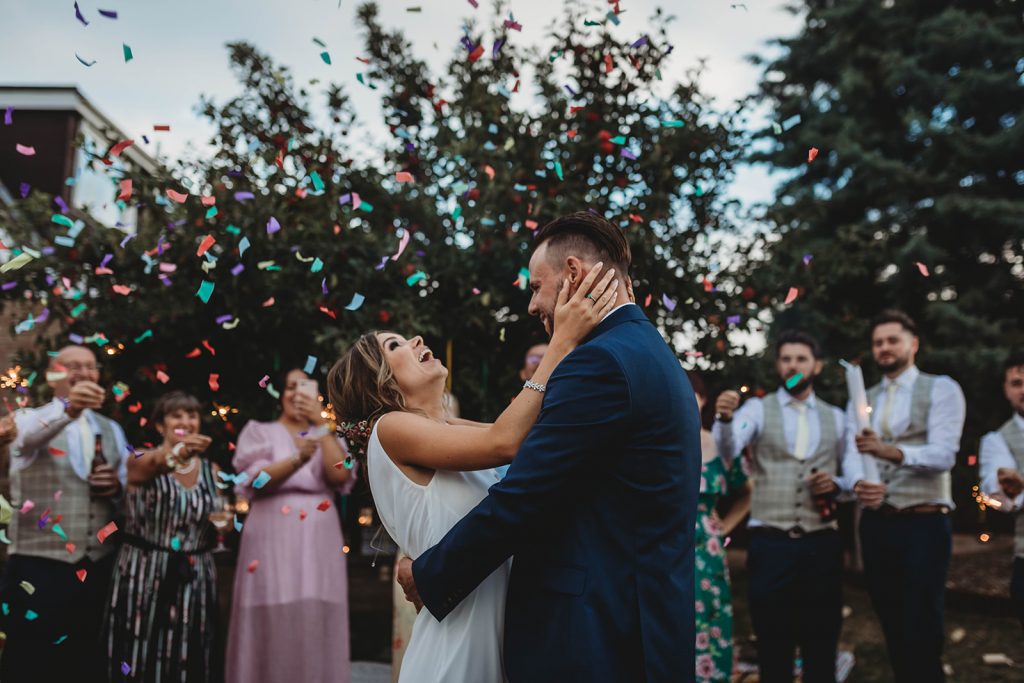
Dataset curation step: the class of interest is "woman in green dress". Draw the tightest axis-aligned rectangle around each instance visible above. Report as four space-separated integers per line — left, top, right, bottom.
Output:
689 373 753 682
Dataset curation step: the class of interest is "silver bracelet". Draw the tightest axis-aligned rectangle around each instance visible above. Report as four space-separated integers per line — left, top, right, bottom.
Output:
523 380 546 394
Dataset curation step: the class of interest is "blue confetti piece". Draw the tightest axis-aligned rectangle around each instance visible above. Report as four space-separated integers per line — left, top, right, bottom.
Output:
344 293 365 311
252 471 271 489
303 355 317 374
25 609 38 621
661 294 677 312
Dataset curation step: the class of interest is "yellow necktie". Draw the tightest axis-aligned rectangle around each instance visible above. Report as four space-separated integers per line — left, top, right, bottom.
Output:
880 382 898 440
793 402 810 459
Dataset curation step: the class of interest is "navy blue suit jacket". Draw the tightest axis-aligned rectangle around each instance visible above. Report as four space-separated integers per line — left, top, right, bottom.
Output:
413 305 701 682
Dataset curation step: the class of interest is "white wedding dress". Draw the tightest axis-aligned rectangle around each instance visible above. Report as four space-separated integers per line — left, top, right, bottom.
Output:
367 421 509 683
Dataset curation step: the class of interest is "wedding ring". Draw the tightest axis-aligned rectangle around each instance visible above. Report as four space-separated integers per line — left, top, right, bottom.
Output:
585 294 597 305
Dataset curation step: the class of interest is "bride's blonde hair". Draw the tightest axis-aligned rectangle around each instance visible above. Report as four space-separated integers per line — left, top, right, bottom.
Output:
327 331 409 460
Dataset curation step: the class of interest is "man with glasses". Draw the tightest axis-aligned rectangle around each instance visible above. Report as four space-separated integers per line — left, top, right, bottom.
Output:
1 345 128 681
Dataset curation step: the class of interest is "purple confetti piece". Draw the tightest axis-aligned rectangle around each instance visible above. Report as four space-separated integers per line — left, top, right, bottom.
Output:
99 9 118 19
120 661 131 675
727 315 741 325
36 308 49 323
215 314 233 324
141 135 149 144
338 193 351 205
460 37 475 52
2 281 18 291
630 36 649 49
100 253 113 268
492 39 504 58
404 142 416 152
74 1 89 26
802 253 813 265
267 217 280 234
119 234 135 248
69 333 84 344
45 274 57 286
158 274 172 286
414 249 426 257
230 263 245 276
321 278 328 295
234 191 254 201
41 246 55 256
54 196 69 214
19 182 30 198
156 236 167 255
373 256 389 271
4 106 12 125
661 294 677 312
620 148 637 160
564 84 577 96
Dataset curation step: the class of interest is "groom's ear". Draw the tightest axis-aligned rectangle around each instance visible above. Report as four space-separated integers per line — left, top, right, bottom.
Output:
566 256 584 292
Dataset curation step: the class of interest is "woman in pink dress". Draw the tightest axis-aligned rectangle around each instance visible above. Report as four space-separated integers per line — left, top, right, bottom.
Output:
226 369 357 683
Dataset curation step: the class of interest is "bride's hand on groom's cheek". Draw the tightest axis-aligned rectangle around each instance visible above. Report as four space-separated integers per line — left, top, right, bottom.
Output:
397 556 424 613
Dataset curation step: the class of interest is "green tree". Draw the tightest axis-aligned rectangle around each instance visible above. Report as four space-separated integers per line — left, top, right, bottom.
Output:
1 1 743 455
741 0 1024 516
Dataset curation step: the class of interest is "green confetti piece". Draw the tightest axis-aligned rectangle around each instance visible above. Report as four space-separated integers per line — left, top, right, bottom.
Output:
52 523 66 541
225 224 241 235
196 280 215 304
170 537 181 551
70 303 86 318
134 329 153 344
661 120 685 128
357 201 374 213
54 635 68 645
609 135 626 145
122 44 133 63
1 602 8 615
25 370 36 386
785 373 804 390
310 171 325 192
406 271 427 286
205 206 218 220
518 267 530 286
311 257 324 273
554 161 564 181
51 214 75 229
320 51 331 65
25 610 38 621
451 206 462 220
266 383 280 399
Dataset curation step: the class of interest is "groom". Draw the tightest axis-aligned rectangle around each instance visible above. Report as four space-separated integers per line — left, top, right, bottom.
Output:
401 211 701 681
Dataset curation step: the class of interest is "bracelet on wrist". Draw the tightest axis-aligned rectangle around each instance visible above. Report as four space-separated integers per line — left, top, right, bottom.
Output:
523 380 546 394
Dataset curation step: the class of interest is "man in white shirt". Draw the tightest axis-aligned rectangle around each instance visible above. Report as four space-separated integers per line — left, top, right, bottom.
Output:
0 345 128 682
714 330 862 683
851 310 965 683
978 350 1024 629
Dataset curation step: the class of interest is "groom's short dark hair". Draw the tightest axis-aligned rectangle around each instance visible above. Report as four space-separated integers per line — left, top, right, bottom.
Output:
534 211 631 272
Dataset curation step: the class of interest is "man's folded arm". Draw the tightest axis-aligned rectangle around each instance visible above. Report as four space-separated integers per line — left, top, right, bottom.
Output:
413 345 630 621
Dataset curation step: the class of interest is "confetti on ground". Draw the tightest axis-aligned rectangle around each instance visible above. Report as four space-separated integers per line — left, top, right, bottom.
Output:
253 471 272 489
97 521 118 543
166 189 188 203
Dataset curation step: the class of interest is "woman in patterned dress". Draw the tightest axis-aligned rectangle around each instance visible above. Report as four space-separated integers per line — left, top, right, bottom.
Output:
689 373 753 682
105 391 225 682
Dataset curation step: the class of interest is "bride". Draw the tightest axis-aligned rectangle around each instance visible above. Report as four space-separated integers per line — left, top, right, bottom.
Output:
326 265 619 682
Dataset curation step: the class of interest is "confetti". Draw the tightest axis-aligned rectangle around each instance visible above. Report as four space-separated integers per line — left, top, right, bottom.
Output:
662 294 677 312
344 293 365 311
915 262 930 277
247 560 259 573
25 610 38 621
784 287 799 305
97 521 118 543
166 189 188 203
208 373 220 391
406 271 427 286
122 44 133 63
196 280 215 304
76 569 88 582
303 355 317 374
156 370 170 384
19 581 34 595
807 147 819 163
75 54 96 67
74 2 88 26
121 662 131 676
395 171 414 183
267 217 281 234
98 9 118 19
785 373 804 390
3 106 12 125
197 235 216 257
316 499 331 512
253 471 272 489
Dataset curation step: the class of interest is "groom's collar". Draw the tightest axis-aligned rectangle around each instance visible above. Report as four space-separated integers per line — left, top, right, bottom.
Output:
582 303 645 344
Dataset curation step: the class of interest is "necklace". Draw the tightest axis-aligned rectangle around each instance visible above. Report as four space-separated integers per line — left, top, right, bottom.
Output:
176 457 198 475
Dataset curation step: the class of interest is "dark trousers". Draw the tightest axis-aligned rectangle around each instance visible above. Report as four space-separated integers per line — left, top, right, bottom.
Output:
0 553 115 683
1011 556 1024 630
860 510 951 683
747 529 842 683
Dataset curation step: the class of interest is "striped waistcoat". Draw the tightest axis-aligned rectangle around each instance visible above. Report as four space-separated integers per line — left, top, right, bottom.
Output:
867 373 952 509
750 396 840 532
998 419 1024 558
9 415 123 563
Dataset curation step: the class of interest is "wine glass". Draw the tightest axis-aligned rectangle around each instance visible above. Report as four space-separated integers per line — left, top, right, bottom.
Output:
207 503 234 553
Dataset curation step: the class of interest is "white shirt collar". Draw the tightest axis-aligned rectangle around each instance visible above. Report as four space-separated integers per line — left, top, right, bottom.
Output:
882 364 919 391
776 387 817 409
600 301 636 323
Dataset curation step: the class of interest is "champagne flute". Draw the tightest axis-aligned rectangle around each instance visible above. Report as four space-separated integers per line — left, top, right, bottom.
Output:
207 503 233 553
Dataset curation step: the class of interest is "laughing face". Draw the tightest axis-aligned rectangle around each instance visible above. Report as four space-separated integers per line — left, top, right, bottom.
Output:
156 408 200 446
377 333 448 396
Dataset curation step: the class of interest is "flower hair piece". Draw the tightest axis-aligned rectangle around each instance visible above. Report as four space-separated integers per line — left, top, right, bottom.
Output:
338 419 371 467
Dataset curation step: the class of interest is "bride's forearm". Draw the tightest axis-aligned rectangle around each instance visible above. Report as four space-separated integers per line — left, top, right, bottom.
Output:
485 339 574 460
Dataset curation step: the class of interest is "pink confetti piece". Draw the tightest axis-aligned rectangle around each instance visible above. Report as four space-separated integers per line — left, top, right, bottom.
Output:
915 262 930 277
807 147 819 163
258 375 270 388
155 370 170 384
395 171 414 183
197 234 216 257
784 287 799 305
19 500 34 514
96 521 118 544
166 189 188 203
391 230 410 261
109 139 134 157
117 179 132 200
15 144 35 156
247 560 259 573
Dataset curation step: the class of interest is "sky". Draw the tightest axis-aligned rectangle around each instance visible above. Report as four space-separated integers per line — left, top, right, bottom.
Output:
1 0 802 205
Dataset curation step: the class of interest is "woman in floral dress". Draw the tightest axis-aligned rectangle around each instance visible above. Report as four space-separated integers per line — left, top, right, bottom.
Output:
689 373 753 682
